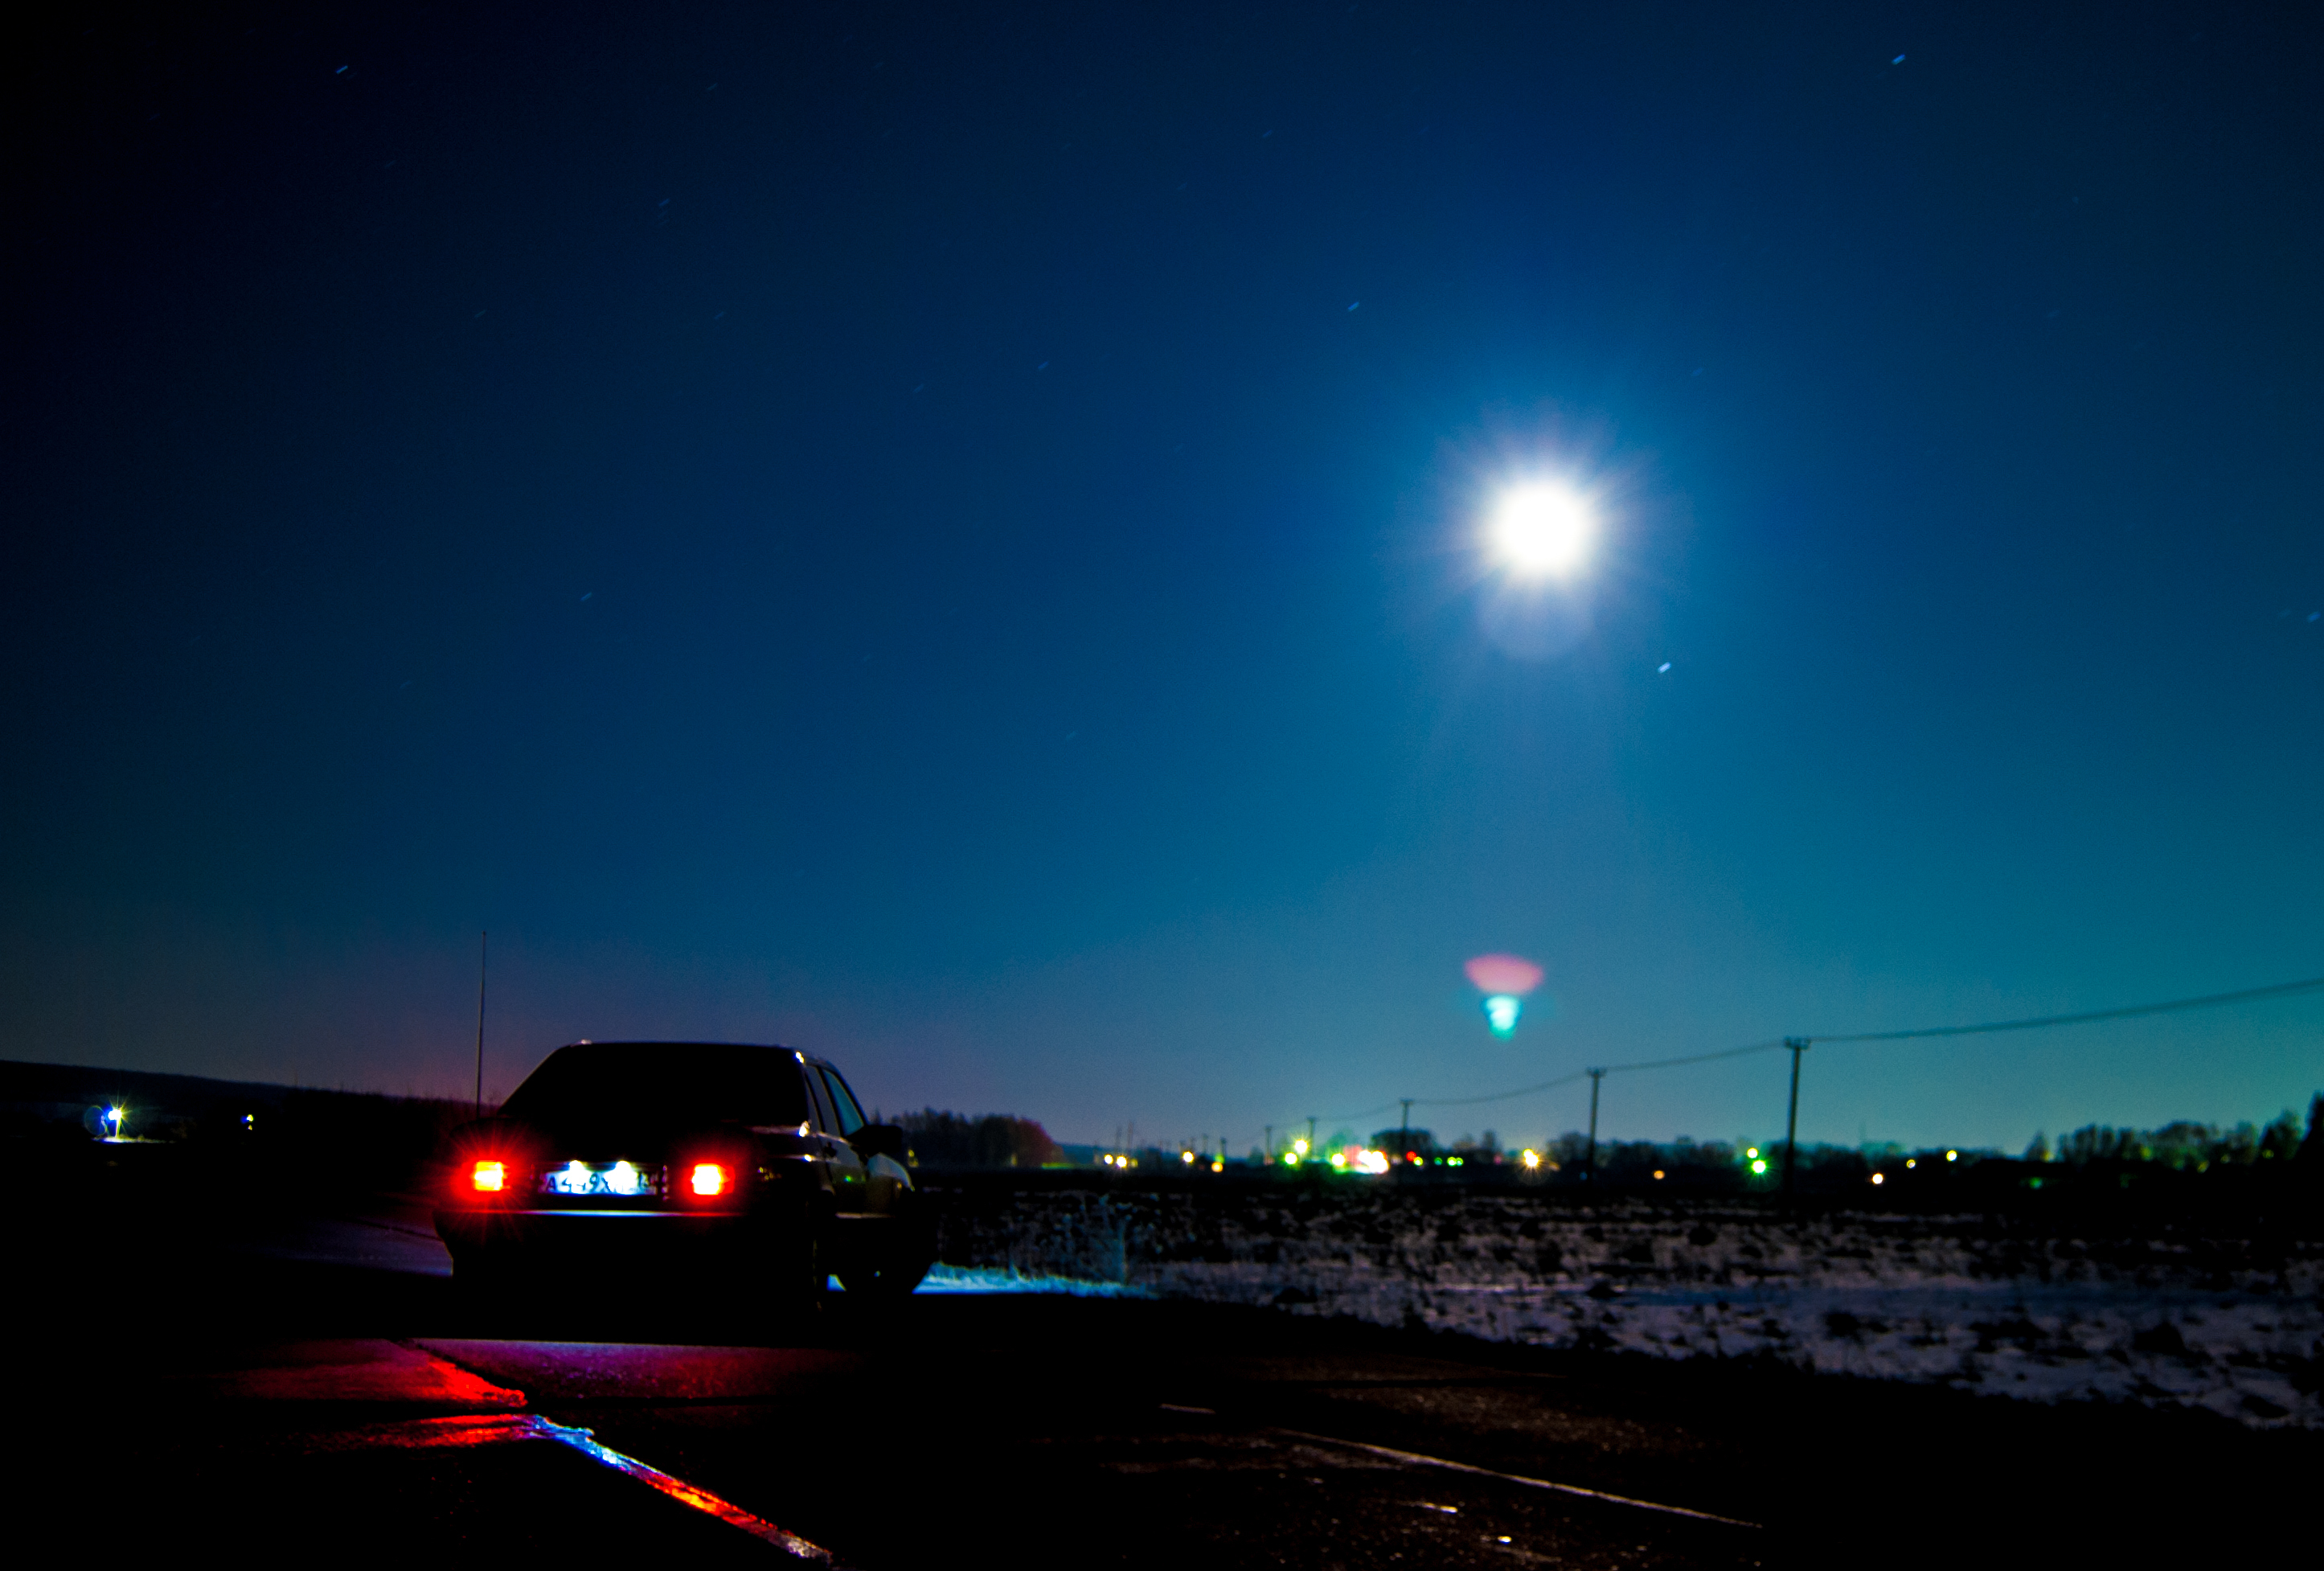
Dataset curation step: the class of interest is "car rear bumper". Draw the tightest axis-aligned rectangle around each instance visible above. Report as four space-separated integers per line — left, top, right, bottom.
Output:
436 1206 771 1264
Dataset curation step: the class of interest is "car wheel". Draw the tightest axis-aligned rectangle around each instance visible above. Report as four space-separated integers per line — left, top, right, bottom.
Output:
838 1255 931 1298
759 1221 827 1323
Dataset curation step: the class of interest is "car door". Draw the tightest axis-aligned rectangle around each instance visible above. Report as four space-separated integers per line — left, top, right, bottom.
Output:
804 1064 871 1216
816 1066 904 1216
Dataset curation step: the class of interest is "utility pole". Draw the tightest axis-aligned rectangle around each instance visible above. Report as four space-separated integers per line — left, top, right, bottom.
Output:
1305 1115 1317 1152
473 931 489 1119
1584 1068 1605 1180
1264 1125 1273 1164
1399 1098 1414 1144
1782 1037 1810 1203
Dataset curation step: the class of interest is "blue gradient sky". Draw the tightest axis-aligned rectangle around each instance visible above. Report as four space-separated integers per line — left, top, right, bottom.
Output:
6 2 2319 1151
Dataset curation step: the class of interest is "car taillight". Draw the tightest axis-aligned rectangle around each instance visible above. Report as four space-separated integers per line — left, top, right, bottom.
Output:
471 1159 507 1193
689 1163 727 1197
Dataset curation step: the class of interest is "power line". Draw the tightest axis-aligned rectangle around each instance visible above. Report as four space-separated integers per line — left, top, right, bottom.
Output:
1393 1039 1785 1115
1238 971 2323 1159
1601 1038 1790 1076
1413 1069 1591 1108
1404 973 2324 1110
1265 1048 1769 1145
1314 1101 1400 1126
1806 973 2324 1045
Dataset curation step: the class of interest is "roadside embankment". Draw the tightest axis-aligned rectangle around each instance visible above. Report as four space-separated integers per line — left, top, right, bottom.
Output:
923 1179 2324 1429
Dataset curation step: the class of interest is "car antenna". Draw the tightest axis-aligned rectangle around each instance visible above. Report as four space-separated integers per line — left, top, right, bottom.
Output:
473 930 488 1119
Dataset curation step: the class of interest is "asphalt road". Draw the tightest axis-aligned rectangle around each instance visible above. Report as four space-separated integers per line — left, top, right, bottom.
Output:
14 1182 2314 1568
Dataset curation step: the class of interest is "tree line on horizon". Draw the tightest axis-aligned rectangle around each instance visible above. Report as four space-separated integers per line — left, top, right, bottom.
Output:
1523 1094 2323 1186
886 1107 1063 1169
2027 1101 2312 1170
1346 1096 2319 1179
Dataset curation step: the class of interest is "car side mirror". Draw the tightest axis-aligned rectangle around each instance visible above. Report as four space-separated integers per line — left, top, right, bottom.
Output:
851 1124 909 1163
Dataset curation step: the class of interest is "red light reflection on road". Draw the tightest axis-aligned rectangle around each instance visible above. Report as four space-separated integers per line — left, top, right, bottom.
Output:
309 1413 546 1451
311 1413 834 1558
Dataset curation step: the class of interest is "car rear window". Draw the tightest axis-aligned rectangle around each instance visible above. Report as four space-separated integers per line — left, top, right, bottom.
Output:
816 1066 867 1135
501 1043 811 1130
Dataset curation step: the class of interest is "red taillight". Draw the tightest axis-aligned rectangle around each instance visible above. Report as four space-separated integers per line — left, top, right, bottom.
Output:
470 1159 506 1193
689 1163 727 1197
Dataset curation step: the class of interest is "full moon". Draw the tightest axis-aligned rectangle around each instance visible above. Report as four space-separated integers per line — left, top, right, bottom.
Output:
1489 483 1592 576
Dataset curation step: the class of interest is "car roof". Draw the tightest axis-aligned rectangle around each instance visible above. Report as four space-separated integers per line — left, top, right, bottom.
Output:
556 1040 836 1070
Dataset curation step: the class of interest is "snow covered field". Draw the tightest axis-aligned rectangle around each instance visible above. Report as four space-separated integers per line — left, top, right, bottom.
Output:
932 1187 2323 1429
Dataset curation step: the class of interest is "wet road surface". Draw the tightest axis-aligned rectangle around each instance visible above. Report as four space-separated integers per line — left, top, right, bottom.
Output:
15 1186 2313 1567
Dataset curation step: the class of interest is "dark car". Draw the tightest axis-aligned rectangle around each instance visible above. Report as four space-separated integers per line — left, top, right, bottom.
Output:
434 1041 933 1304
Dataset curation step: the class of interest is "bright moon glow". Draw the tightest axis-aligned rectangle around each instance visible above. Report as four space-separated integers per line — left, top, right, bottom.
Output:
1490 484 1592 576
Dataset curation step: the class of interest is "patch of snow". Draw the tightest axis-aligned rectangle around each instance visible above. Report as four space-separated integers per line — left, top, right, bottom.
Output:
916 1263 1143 1297
933 1191 2322 1429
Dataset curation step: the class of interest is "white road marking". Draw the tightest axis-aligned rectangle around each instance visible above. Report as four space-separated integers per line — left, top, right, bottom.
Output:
1270 1428 1762 1529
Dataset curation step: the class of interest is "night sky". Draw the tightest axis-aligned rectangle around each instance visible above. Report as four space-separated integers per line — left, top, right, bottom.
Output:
8 2 2320 1153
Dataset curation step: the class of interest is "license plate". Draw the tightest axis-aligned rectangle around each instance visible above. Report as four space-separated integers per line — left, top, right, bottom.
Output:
539 1160 660 1198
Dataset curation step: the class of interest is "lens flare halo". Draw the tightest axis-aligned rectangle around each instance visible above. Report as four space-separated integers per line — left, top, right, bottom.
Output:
1465 954 1545 1038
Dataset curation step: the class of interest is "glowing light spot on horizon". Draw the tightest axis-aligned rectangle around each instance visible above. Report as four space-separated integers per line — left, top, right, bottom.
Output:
1750 1158 1768 1175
